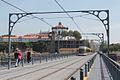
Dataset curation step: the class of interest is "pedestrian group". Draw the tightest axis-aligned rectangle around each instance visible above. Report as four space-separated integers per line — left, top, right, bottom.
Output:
14 48 33 67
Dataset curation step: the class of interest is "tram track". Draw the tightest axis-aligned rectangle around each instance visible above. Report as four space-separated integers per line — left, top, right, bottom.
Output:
36 57 85 80
0 54 95 80
0 56 77 75
9 54 94 80
38 54 95 80
6 56 86 80
0 56 82 80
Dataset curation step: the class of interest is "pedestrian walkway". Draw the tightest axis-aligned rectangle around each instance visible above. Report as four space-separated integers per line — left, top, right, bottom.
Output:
88 54 111 80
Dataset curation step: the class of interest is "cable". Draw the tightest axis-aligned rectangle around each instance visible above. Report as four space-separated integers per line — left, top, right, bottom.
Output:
40 14 88 19
75 15 100 21
1 0 53 27
38 14 99 22
54 0 90 40
54 0 83 32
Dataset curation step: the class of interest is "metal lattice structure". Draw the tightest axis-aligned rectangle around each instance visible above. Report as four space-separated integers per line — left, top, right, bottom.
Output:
82 33 104 42
8 10 109 69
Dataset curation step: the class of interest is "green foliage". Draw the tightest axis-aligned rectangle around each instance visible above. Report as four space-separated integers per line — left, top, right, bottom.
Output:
61 30 82 40
82 40 90 47
32 41 48 53
100 43 120 52
73 30 81 40
25 42 33 48
0 41 49 53
110 43 120 51
61 31 68 37
0 42 8 52
68 30 73 36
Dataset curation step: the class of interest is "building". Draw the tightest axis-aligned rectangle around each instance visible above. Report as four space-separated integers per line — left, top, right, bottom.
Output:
52 22 68 40
52 22 68 35
0 22 73 42
0 31 50 42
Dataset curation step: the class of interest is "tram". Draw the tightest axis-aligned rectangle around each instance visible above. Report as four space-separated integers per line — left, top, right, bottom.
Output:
77 46 92 56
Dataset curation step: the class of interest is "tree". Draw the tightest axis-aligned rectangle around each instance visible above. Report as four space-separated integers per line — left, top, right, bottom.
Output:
0 42 8 52
73 30 81 40
61 31 68 37
101 43 108 53
68 30 73 36
25 42 33 48
32 41 48 53
109 43 120 51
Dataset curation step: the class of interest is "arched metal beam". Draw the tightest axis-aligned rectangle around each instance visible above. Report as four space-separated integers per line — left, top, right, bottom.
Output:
8 10 109 69
82 33 104 42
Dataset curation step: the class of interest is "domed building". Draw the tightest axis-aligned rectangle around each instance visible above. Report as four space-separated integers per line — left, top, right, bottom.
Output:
52 22 68 40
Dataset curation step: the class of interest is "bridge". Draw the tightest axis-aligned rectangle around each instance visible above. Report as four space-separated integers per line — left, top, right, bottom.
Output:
0 52 119 80
0 0 120 80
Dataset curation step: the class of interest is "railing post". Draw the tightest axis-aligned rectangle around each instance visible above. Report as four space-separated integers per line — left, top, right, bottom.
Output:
21 58 24 67
0 56 2 67
80 69 83 80
39 55 41 63
58 54 60 60
117 65 120 80
67 54 69 58
8 57 11 69
46 55 48 62
32 57 34 65
85 64 87 77
88 61 90 72
51 54 53 61
70 76 76 80
21 53 24 67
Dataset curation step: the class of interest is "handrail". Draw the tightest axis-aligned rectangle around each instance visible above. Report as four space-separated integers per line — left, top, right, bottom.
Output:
64 53 97 80
101 53 120 80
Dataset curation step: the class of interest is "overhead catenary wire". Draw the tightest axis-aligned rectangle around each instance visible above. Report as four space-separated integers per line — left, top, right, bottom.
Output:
32 13 99 21
53 0 103 41
17 13 100 24
1 0 53 27
53 1 103 41
74 15 100 21
54 0 83 33
54 0 89 41
1 0 98 40
1 0 99 27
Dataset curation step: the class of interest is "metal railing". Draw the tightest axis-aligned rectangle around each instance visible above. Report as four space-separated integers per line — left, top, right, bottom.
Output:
0 53 77 69
101 53 120 80
64 53 97 80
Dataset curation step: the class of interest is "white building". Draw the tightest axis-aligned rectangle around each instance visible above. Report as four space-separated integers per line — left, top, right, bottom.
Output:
52 22 68 40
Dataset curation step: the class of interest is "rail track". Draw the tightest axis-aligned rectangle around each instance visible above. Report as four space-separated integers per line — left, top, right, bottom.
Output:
0 54 95 80
0 56 82 80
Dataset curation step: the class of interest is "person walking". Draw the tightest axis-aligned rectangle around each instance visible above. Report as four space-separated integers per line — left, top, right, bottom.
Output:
14 50 18 67
17 50 22 66
27 51 32 63
26 48 32 63
14 48 22 67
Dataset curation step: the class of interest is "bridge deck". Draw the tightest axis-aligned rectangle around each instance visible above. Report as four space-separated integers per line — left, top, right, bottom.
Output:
0 53 112 80
0 54 95 80
88 54 111 80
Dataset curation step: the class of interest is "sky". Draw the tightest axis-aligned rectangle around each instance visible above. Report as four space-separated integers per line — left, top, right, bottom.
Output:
0 0 120 44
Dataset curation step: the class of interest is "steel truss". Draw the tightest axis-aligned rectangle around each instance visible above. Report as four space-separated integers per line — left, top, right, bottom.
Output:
8 10 109 69
82 33 104 42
